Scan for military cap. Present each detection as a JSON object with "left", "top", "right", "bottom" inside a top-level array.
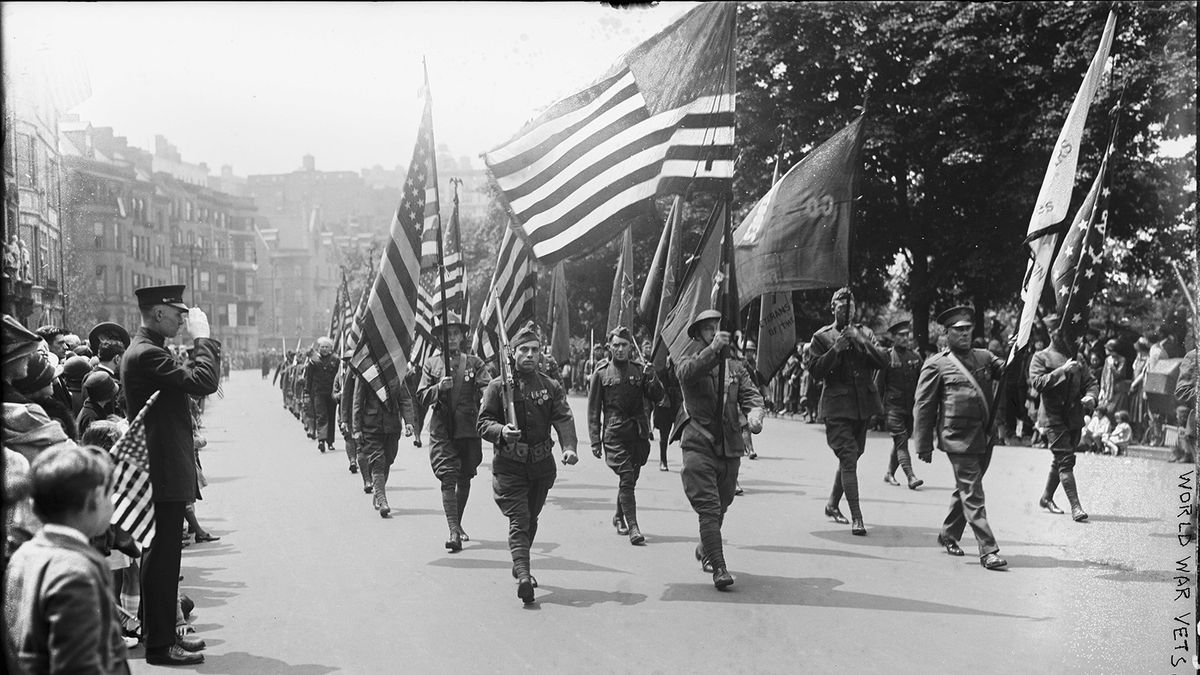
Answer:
[
  {"left": 937, "top": 306, "right": 974, "bottom": 329},
  {"left": 88, "top": 322, "right": 131, "bottom": 354},
  {"left": 510, "top": 321, "right": 542, "bottom": 348},
  {"left": 687, "top": 309, "right": 722, "bottom": 339},
  {"left": 13, "top": 353, "right": 55, "bottom": 394},
  {"left": 607, "top": 326, "right": 634, "bottom": 343},
  {"left": 887, "top": 319, "right": 912, "bottom": 334},
  {"left": 60, "top": 356, "right": 92, "bottom": 386},
  {"left": 3, "top": 315, "right": 42, "bottom": 365},
  {"left": 83, "top": 370, "right": 119, "bottom": 402},
  {"left": 1042, "top": 313, "right": 1062, "bottom": 332},
  {"left": 432, "top": 312, "right": 470, "bottom": 337},
  {"left": 831, "top": 287, "right": 854, "bottom": 303},
  {"left": 135, "top": 284, "right": 189, "bottom": 311}
]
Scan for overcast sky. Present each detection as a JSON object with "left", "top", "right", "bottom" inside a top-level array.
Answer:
[{"left": 3, "top": 2, "right": 698, "bottom": 176}]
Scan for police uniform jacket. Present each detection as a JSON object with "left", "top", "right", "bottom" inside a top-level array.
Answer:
[
  {"left": 671, "top": 343, "right": 764, "bottom": 458},
  {"left": 587, "top": 358, "right": 664, "bottom": 450},
  {"left": 805, "top": 323, "right": 889, "bottom": 420},
  {"left": 882, "top": 346, "right": 923, "bottom": 415},
  {"left": 121, "top": 327, "right": 221, "bottom": 501},
  {"left": 478, "top": 369, "right": 576, "bottom": 465},
  {"left": 351, "top": 379, "right": 415, "bottom": 435},
  {"left": 1028, "top": 346, "right": 1098, "bottom": 431},
  {"left": 416, "top": 352, "right": 490, "bottom": 440},
  {"left": 304, "top": 353, "right": 338, "bottom": 400},
  {"left": 913, "top": 347, "right": 1004, "bottom": 455}
]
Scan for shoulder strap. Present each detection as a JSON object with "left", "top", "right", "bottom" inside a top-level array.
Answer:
[{"left": 945, "top": 351, "right": 990, "bottom": 419}]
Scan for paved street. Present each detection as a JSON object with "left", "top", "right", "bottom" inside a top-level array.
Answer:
[{"left": 130, "top": 370, "right": 1195, "bottom": 674}]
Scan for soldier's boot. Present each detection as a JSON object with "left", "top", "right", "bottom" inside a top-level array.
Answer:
[
  {"left": 1039, "top": 472, "right": 1064, "bottom": 514},
  {"left": 513, "top": 556, "right": 535, "bottom": 604},
  {"left": 455, "top": 479, "right": 472, "bottom": 540},
  {"left": 357, "top": 453, "right": 372, "bottom": 491},
  {"left": 373, "top": 472, "right": 390, "bottom": 518},
  {"left": 442, "top": 481, "right": 462, "bottom": 551},
  {"left": 1060, "top": 470, "right": 1087, "bottom": 522},
  {"left": 618, "top": 480, "right": 643, "bottom": 545},
  {"left": 699, "top": 513, "right": 731, "bottom": 589}
]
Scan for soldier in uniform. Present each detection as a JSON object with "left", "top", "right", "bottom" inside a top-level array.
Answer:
[
  {"left": 352, "top": 371, "right": 416, "bottom": 518},
  {"left": 587, "top": 326, "right": 664, "bottom": 545},
  {"left": 1028, "top": 313, "right": 1098, "bottom": 522},
  {"left": 881, "top": 319, "right": 924, "bottom": 490},
  {"left": 305, "top": 337, "right": 340, "bottom": 453},
  {"left": 805, "top": 287, "right": 889, "bottom": 535},
  {"left": 913, "top": 306, "right": 1007, "bottom": 570},
  {"left": 416, "top": 313, "right": 491, "bottom": 552},
  {"left": 673, "top": 309, "right": 765, "bottom": 589},
  {"left": 477, "top": 322, "right": 578, "bottom": 604},
  {"left": 332, "top": 357, "right": 362, "bottom": 477}
]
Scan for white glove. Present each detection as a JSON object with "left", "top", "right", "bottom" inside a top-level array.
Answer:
[{"left": 187, "top": 307, "right": 211, "bottom": 340}]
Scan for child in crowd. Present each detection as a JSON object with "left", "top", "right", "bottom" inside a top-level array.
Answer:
[
  {"left": 1105, "top": 411, "right": 1133, "bottom": 457},
  {"left": 1081, "top": 406, "right": 1112, "bottom": 453},
  {"left": 76, "top": 371, "right": 120, "bottom": 437},
  {"left": 3, "top": 444, "right": 129, "bottom": 674}
]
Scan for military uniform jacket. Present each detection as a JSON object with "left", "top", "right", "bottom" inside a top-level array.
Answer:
[
  {"left": 338, "top": 369, "right": 356, "bottom": 434},
  {"left": 586, "top": 359, "right": 665, "bottom": 450},
  {"left": 416, "top": 352, "right": 490, "bottom": 440},
  {"left": 672, "top": 344, "right": 764, "bottom": 458},
  {"left": 1028, "top": 346, "right": 1098, "bottom": 431},
  {"left": 304, "top": 353, "right": 338, "bottom": 401},
  {"left": 478, "top": 369, "right": 577, "bottom": 463},
  {"left": 121, "top": 327, "right": 221, "bottom": 501},
  {"left": 913, "top": 348, "right": 1004, "bottom": 455},
  {"left": 805, "top": 323, "right": 889, "bottom": 420},
  {"left": 351, "top": 378, "right": 415, "bottom": 435},
  {"left": 882, "top": 346, "right": 923, "bottom": 415}
]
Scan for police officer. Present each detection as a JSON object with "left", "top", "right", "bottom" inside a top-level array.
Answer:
[
  {"left": 1028, "top": 313, "right": 1098, "bottom": 522},
  {"left": 674, "top": 309, "right": 764, "bottom": 590},
  {"left": 417, "top": 312, "right": 491, "bottom": 552},
  {"left": 587, "top": 326, "right": 665, "bottom": 545},
  {"left": 121, "top": 284, "right": 220, "bottom": 664},
  {"left": 881, "top": 319, "right": 924, "bottom": 490},
  {"left": 477, "top": 322, "right": 578, "bottom": 605},
  {"left": 305, "top": 337, "right": 339, "bottom": 453},
  {"left": 805, "top": 287, "right": 889, "bottom": 535},
  {"left": 352, "top": 370, "right": 416, "bottom": 518},
  {"left": 913, "top": 306, "right": 1007, "bottom": 570}
]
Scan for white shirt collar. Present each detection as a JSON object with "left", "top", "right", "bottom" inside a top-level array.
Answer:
[{"left": 42, "top": 523, "right": 91, "bottom": 545}]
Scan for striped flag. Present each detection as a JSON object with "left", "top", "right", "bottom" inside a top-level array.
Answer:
[
  {"left": 350, "top": 76, "right": 439, "bottom": 403},
  {"left": 472, "top": 224, "right": 536, "bottom": 360},
  {"left": 483, "top": 3, "right": 735, "bottom": 264},
  {"left": 109, "top": 391, "right": 160, "bottom": 551},
  {"left": 331, "top": 272, "right": 355, "bottom": 356},
  {"left": 410, "top": 282, "right": 437, "bottom": 369},
  {"left": 432, "top": 189, "right": 467, "bottom": 316}
]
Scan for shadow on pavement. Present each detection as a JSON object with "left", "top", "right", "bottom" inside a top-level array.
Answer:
[
  {"left": 739, "top": 544, "right": 890, "bottom": 560},
  {"left": 1003, "top": 554, "right": 1176, "bottom": 582},
  {"left": 188, "top": 651, "right": 337, "bottom": 674},
  {"left": 1083, "top": 514, "right": 1161, "bottom": 524},
  {"left": 428, "top": 554, "right": 629, "bottom": 575},
  {"left": 534, "top": 585, "right": 647, "bottom": 608},
  {"left": 661, "top": 574, "right": 1038, "bottom": 618},
  {"left": 810, "top": 525, "right": 1048, "bottom": 551}
]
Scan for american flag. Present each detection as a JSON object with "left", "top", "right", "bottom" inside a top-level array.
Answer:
[
  {"left": 483, "top": 3, "right": 735, "bottom": 264},
  {"left": 342, "top": 279, "right": 371, "bottom": 360},
  {"left": 1051, "top": 128, "right": 1115, "bottom": 341},
  {"left": 350, "top": 76, "right": 439, "bottom": 403},
  {"left": 432, "top": 189, "right": 467, "bottom": 317},
  {"left": 472, "top": 224, "right": 536, "bottom": 361},
  {"left": 410, "top": 282, "right": 437, "bottom": 369},
  {"left": 329, "top": 271, "right": 350, "bottom": 352},
  {"left": 109, "top": 391, "right": 160, "bottom": 551}
]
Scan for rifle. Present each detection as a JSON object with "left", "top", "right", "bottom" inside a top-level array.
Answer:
[{"left": 492, "top": 299, "right": 519, "bottom": 432}]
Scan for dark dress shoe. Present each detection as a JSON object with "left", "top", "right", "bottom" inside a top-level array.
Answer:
[
  {"left": 177, "top": 633, "right": 206, "bottom": 652},
  {"left": 517, "top": 575, "right": 535, "bottom": 604},
  {"left": 146, "top": 645, "right": 205, "bottom": 666},
  {"left": 824, "top": 505, "right": 850, "bottom": 524},
  {"left": 193, "top": 533, "right": 220, "bottom": 543},
  {"left": 734, "top": 484, "right": 744, "bottom": 496},
  {"left": 981, "top": 553, "right": 1008, "bottom": 570},
  {"left": 628, "top": 524, "right": 645, "bottom": 545},
  {"left": 659, "top": 461, "right": 668, "bottom": 472},
  {"left": 446, "top": 530, "right": 463, "bottom": 552},
  {"left": 349, "top": 463, "right": 358, "bottom": 474},
  {"left": 883, "top": 473, "right": 901, "bottom": 486},
  {"left": 907, "top": 476, "right": 924, "bottom": 490},
  {"left": 613, "top": 514, "right": 629, "bottom": 535},
  {"left": 1071, "top": 505, "right": 1088, "bottom": 522},
  {"left": 937, "top": 534, "right": 964, "bottom": 556},
  {"left": 712, "top": 568, "right": 734, "bottom": 589},
  {"left": 1039, "top": 497, "right": 1065, "bottom": 514},
  {"left": 851, "top": 518, "right": 866, "bottom": 536},
  {"left": 318, "top": 441, "right": 326, "bottom": 453},
  {"left": 695, "top": 544, "right": 714, "bottom": 573},
  {"left": 413, "top": 438, "right": 422, "bottom": 448}
]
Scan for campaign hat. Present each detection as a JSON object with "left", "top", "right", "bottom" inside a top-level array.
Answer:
[{"left": 432, "top": 312, "right": 470, "bottom": 337}]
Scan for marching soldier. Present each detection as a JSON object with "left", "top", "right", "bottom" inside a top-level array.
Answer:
[
  {"left": 416, "top": 312, "right": 491, "bottom": 552},
  {"left": 352, "top": 370, "right": 416, "bottom": 518},
  {"left": 305, "top": 337, "right": 339, "bottom": 453},
  {"left": 1028, "top": 313, "right": 1098, "bottom": 522},
  {"left": 587, "top": 326, "right": 665, "bottom": 545},
  {"left": 805, "top": 287, "right": 889, "bottom": 535},
  {"left": 881, "top": 319, "right": 924, "bottom": 490},
  {"left": 913, "top": 306, "right": 1008, "bottom": 570},
  {"left": 332, "top": 358, "right": 363, "bottom": 478},
  {"left": 673, "top": 309, "right": 765, "bottom": 589},
  {"left": 477, "top": 322, "right": 578, "bottom": 605}
]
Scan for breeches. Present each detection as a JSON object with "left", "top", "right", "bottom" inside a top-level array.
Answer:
[
  {"left": 360, "top": 431, "right": 400, "bottom": 481},
  {"left": 493, "top": 464, "right": 556, "bottom": 563},
  {"left": 680, "top": 449, "right": 740, "bottom": 517},
  {"left": 429, "top": 436, "right": 483, "bottom": 482},
  {"left": 604, "top": 436, "right": 651, "bottom": 474}
]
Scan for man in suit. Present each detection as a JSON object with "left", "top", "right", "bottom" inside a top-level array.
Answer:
[
  {"left": 673, "top": 309, "right": 765, "bottom": 590},
  {"left": 805, "top": 287, "right": 889, "bottom": 535},
  {"left": 121, "top": 284, "right": 220, "bottom": 665},
  {"left": 416, "top": 312, "right": 491, "bottom": 551},
  {"left": 913, "top": 306, "right": 1008, "bottom": 570},
  {"left": 305, "top": 337, "right": 340, "bottom": 453},
  {"left": 1028, "top": 313, "right": 1098, "bottom": 522},
  {"left": 881, "top": 319, "right": 925, "bottom": 490}
]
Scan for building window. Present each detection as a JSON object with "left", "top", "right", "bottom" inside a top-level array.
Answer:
[
  {"left": 115, "top": 265, "right": 124, "bottom": 295},
  {"left": 171, "top": 264, "right": 180, "bottom": 283},
  {"left": 155, "top": 244, "right": 163, "bottom": 266},
  {"left": 96, "top": 265, "right": 106, "bottom": 293},
  {"left": 17, "top": 133, "right": 35, "bottom": 187},
  {"left": 245, "top": 275, "right": 255, "bottom": 297},
  {"left": 217, "top": 272, "right": 227, "bottom": 292},
  {"left": 200, "top": 270, "right": 210, "bottom": 291},
  {"left": 112, "top": 222, "right": 121, "bottom": 250},
  {"left": 131, "top": 236, "right": 140, "bottom": 259},
  {"left": 93, "top": 222, "right": 104, "bottom": 248}
]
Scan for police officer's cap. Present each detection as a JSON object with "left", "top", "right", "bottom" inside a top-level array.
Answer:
[
  {"left": 510, "top": 321, "right": 542, "bottom": 348},
  {"left": 135, "top": 284, "right": 189, "bottom": 311},
  {"left": 88, "top": 322, "right": 131, "bottom": 354},
  {"left": 607, "top": 326, "right": 634, "bottom": 344},
  {"left": 686, "top": 309, "right": 722, "bottom": 339},
  {"left": 888, "top": 319, "right": 912, "bottom": 334},
  {"left": 937, "top": 306, "right": 974, "bottom": 329},
  {"left": 1042, "top": 313, "right": 1062, "bottom": 332},
  {"left": 432, "top": 312, "right": 470, "bottom": 337}
]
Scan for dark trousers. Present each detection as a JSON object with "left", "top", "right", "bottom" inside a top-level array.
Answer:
[
  {"left": 1042, "top": 428, "right": 1082, "bottom": 504},
  {"left": 431, "top": 437, "right": 483, "bottom": 529},
  {"left": 312, "top": 392, "right": 335, "bottom": 443},
  {"left": 826, "top": 418, "right": 869, "bottom": 520},
  {"left": 942, "top": 450, "right": 999, "bottom": 557},
  {"left": 886, "top": 410, "right": 915, "bottom": 479},
  {"left": 493, "top": 459, "right": 556, "bottom": 574},
  {"left": 361, "top": 431, "right": 400, "bottom": 507},
  {"left": 142, "top": 500, "right": 186, "bottom": 651}
]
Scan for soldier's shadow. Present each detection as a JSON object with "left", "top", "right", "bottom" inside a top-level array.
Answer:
[{"left": 533, "top": 585, "right": 648, "bottom": 608}]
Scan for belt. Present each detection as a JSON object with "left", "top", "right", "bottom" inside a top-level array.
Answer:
[{"left": 497, "top": 438, "right": 553, "bottom": 463}]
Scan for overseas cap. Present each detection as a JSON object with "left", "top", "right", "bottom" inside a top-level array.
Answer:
[
  {"left": 607, "top": 326, "right": 634, "bottom": 343},
  {"left": 510, "top": 321, "right": 542, "bottom": 348},
  {"left": 134, "top": 284, "right": 188, "bottom": 311}
]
